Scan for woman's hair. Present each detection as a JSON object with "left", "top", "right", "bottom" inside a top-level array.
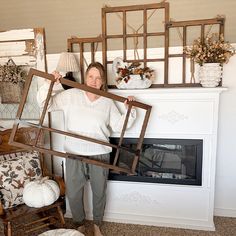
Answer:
[{"left": 85, "top": 62, "right": 107, "bottom": 91}]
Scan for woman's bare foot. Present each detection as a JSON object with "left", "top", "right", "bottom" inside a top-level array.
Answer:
[
  {"left": 77, "top": 225, "right": 85, "bottom": 234},
  {"left": 94, "top": 224, "right": 103, "bottom": 236}
]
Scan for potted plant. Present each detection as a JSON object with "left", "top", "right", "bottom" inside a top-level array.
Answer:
[{"left": 184, "top": 33, "right": 235, "bottom": 87}]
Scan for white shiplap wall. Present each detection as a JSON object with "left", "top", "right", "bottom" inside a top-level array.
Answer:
[{"left": 0, "top": 28, "right": 46, "bottom": 120}]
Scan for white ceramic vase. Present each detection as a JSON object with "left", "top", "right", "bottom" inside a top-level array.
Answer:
[{"left": 198, "top": 63, "right": 222, "bottom": 88}]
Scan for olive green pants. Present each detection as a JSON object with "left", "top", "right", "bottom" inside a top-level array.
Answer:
[{"left": 66, "top": 154, "right": 109, "bottom": 226}]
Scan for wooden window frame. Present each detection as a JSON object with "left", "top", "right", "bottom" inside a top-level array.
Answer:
[
  {"left": 67, "top": 4, "right": 225, "bottom": 89},
  {"left": 67, "top": 36, "right": 103, "bottom": 84},
  {"left": 102, "top": 2, "right": 170, "bottom": 88},
  {"left": 9, "top": 68, "right": 152, "bottom": 174},
  {"left": 166, "top": 17, "right": 225, "bottom": 87},
  {"left": 0, "top": 28, "right": 47, "bottom": 119}
]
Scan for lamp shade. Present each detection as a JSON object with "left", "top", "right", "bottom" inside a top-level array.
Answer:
[{"left": 56, "top": 52, "right": 79, "bottom": 72}]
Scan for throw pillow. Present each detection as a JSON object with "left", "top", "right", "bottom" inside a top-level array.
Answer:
[
  {"left": 21, "top": 151, "right": 42, "bottom": 181},
  {"left": 0, "top": 151, "right": 42, "bottom": 209},
  {"left": 0, "top": 158, "right": 25, "bottom": 208}
]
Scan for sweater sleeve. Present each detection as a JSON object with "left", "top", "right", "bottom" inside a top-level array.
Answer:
[
  {"left": 37, "top": 82, "right": 68, "bottom": 112},
  {"left": 109, "top": 101, "right": 136, "bottom": 132}
]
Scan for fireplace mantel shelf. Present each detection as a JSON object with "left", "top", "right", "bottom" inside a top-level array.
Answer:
[{"left": 109, "top": 87, "right": 227, "bottom": 94}]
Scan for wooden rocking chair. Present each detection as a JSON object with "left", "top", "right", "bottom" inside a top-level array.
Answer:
[{"left": 0, "top": 127, "right": 65, "bottom": 236}]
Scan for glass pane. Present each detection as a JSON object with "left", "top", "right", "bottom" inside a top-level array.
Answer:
[
  {"left": 109, "top": 138, "right": 202, "bottom": 185},
  {"left": 147, "top": 36, "right": 165, "bottom": 59},
  {"left": 147, "top": 8, "right": 165, "bottom": 33},
  {"left": 169, "top": 27, "right": 183, "bottom": 49},
  {"left": 106, "top": 12, "right": 123, "bottom": 35},
  {"left": 126, "top": 37, "right": 144, "bottom": 60},
  {"left": 126, "top": 11, "right": 143, "bottom": 34}
]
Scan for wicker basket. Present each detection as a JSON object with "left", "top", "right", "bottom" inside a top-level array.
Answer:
[{"left": 0, "top": 81, "right": 23, "bottom": 104}]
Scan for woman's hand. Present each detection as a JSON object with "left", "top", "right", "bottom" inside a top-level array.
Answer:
[
  {"left": 52, "top": 71, "right": 62, "bottom": 84},
  {"left": 124, "top": 96, "right": 135, "bottom": 109}
]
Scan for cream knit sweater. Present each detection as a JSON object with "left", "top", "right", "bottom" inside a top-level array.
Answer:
[{"left": 37, "top": 84, "right": 136, "bottom": 155}]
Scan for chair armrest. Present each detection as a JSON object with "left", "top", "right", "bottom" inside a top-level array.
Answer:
[
  {"left": 53, "top": 175, "right": 66, "bottom": 197},
  {"left": 0, "top": 202, "right": 4, "bottom": 215}
]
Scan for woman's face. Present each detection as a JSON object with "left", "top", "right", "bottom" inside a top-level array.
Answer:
[{"left": 85, "top": 67, "right": 103, "bottom": 89}]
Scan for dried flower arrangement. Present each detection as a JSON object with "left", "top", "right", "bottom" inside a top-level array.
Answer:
[
  {"left": 115, "top": 62, "right": 154, "bottom": 84},
  {"left": 0, "top": 59, "right": 27, "bottom": 84},
  {"left": 184, "top": 33, "right": 235, "bottom": 66}
]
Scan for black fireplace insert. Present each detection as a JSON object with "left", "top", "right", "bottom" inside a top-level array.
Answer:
[{"left": 109, "top": 138, "right": 203, "bottom": 186}]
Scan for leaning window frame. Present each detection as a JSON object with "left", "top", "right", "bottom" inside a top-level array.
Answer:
[{"left": 9, "top": 68, "right": 152, "bottom": 174}]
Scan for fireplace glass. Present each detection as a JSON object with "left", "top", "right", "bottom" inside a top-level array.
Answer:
[{"left": 109, "top": 138, "right": 203, "bottom": 185}]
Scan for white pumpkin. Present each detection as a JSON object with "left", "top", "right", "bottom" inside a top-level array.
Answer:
[
  {"left": 23, "top": 177, "right": 60, "bottom": 208},
  {"left": 39, "top": 229, "right": 84, "bottom": 236}
]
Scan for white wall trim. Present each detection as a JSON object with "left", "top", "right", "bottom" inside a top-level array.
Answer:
[{"left": 214, "top": 208, "right": 236, "bottom": 217}]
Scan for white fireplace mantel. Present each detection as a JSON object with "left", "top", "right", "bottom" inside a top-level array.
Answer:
[{"left": 65, "top": 87, "right": 227, "bottom": 231}]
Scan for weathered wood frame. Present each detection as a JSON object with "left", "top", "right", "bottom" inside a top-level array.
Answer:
[
  {"left": 9, "top": 68, "right": 152, "bottom": 174},
  {"left": 0, "top": 27, "right": 47, "bottom": 119},
  {"left": 67, "top": 36, "right": 103, "bottom": 84},
  {"left": 102, "top": 2, "right": 169, "bottom": 88},
  {"left": 166, "top": 17, "right": 225, "bottom": 87}
]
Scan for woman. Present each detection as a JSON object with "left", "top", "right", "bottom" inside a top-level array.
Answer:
[{"left": 37, "top": 62, "right": 136, "bottom": 236}]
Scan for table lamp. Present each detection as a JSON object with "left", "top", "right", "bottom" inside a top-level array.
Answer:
[{"left": 56, "top": 52, "right": 79, "bottom": 90}]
